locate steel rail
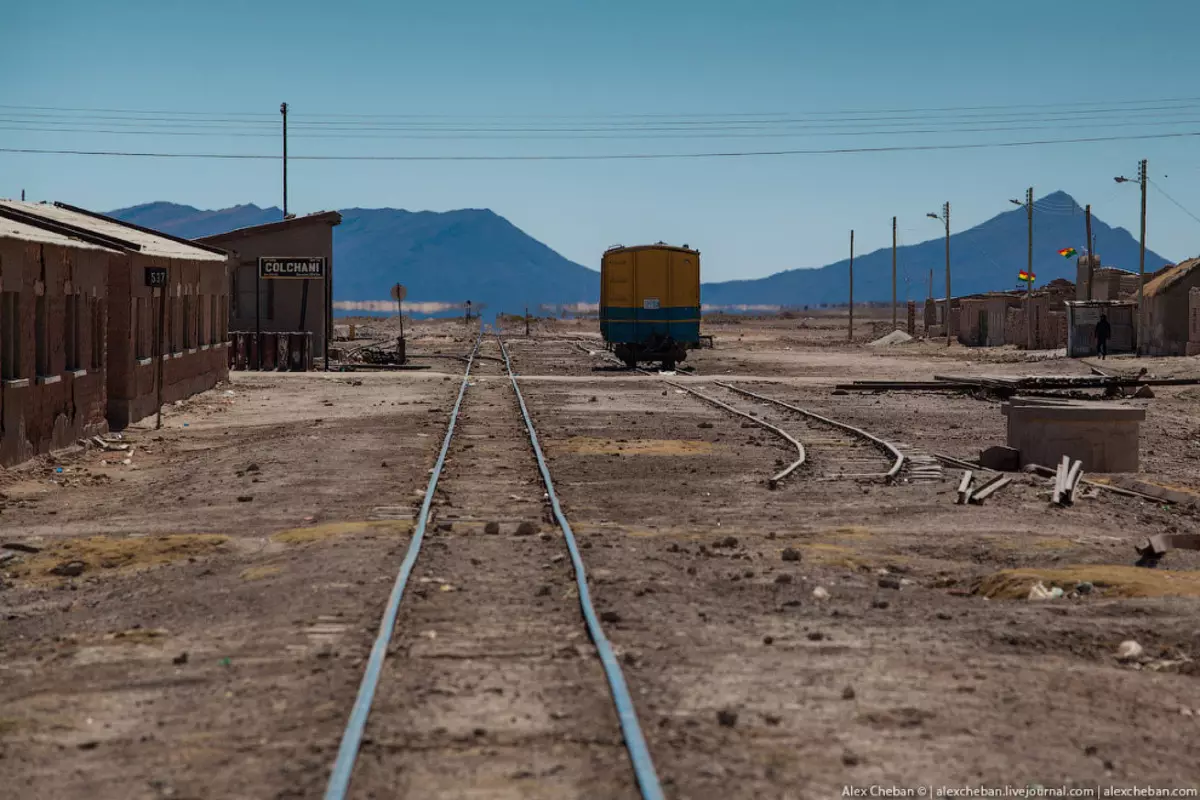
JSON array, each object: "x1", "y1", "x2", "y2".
[
  {"x1": 638, "y1": 369, "x2": 805, "y2": 488},
  {"x1": 715, "y1": 382, "x2": 905, "y2": 480},
  {"x1": 497, "y1": 335, "x2": 665, "y2": 800},
  {"x1": 323, "y1": 332, "x2": 482, "y2": 800}
]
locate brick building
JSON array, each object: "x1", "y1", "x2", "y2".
[
  {"x1": 0, "y1": 201, "x2": 231, "y2": 464},
  {"x1": 0, "y1": 211, "x2": 119, "y2": 466},
  {"x1": 197, "y1": 211, "x2": 340, "y2": 368}
]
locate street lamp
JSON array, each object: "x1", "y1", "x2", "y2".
[
  {"x1": 1115, "y1": 160, "x2": 1147, "y2": 355},
  {"x1": 927, "y1": 204, "x2": 951, "y2": 346}
]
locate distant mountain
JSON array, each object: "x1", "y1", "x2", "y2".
[
  {"x1": 105, "y1": 202, "x2": 598, "y2": 316},
  {"x1": 105, "y1": 191, "x2": 1172, "y2": 316},
  {"x1": 701, "y1": 191, "x2": 1172, "y2": 307}
]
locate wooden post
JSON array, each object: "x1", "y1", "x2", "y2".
[
  {"x1": 1026, "y1": 187, "x2": 1033, "y2": 350},
  {"x1": 848, "y1": 229, "x2": 854, "y2": 342},
  {"x1": 255, "y1": 261, "x2": 261, "y2": 370},
  {"x1": 943, "y1": 202, "x2": 951, "y2": 347},
  {"x1": 155, "y1": 281, "x2": 167, "y2": 430},
  {"x1": 1085, "y1": 204, "x2": 1095, "y2": 302},
  {"x1": 891, "y1": 216, "x2": 897, "y2": 330},
  {"x1": 1137, "y1": 159, "x2": 1147, "y2": 355}
]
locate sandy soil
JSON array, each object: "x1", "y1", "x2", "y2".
[{"x1": 3, "y1": 315, "x2": 1199, "y2": 798}]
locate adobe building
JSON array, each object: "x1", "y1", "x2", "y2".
[
  {"x1": 196, "y1": 211, "x2": 341, "y2": 368},
  {"x1": 1142, "y1": 257, "x2": 1200, "y2": 356},
  {"x1": 0, "y1": 200, "x2": 232, "y2": 439},
  {"x1": 0, "y1": 210, "x2": 118, "y2": 466}
]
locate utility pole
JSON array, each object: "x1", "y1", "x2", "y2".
[
  {"x1": 928, "y1": 268, "x2": 933, "y2": 301},
  {"x1": 280, "y1": 102, "x2": 288, "y2": 219},
  {"x1": 942, "y1": 202, "x2": 951, "y2": 347},
  {"x1": 1138, "y1": 158, "x2": 1147, "y2": 355},
  {"x1": 848, "y1": 229, "x2": 854, "y2": 342},
  {"x1": 1025, "y1": 187, "x2": 1033, "y2": 350},
  {"x1": 1085, "y1": 204, "x2": 1094, "y2": 301},
  {"x1": 891, "y1": 216, "x2": 897, "y2": 330}
]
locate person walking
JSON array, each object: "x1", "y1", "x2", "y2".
[{"x1": 1095, "y1": 313, "x2": 1112, "y2": 359}]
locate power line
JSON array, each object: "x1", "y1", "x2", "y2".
[
  {"x1": 3, "y1": 130, "x2": 1198, "y2": 162},
  {"x1": 1149, "y1": 179, "x2": 1200, "y2": 228},
  {"x1": 5, "y1": 117, "x2": 1200, "y2": 142},
  {"x1": 3, "y1": 94, "x2": 1200, "y2": 121}
]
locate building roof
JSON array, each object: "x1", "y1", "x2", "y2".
[
  {"x1": 0, "y1": 200, "x2": 228, "y2": 262},
  {"x1": 0, "y1": 215, "x2": 121, "y2": 253},
  {"x1": 195, "y1": 210, "x2": 342, "y2": 244},
  {"x1": 1142, "y1": 257, "x2": 1200, "y2": 299}
]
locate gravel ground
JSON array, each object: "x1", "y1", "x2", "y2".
[{"x1": 2, "y1": 316, "x2": 1199, "y2": 798}]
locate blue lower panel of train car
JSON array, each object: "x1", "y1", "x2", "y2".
[{"x1": 600, "y1": 306, "x2": 701, "y2": 344}]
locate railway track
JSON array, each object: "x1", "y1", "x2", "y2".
[{"x1": 324, "y1": 331, "x2": 662, "y2": 800}]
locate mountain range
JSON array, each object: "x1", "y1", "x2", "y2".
[{"x1": 105, "y1": 191, "x2": 1172, "y2": 315}]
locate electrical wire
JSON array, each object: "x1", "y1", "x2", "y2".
[
  {"x1": 3, "y1": 130, "x2": 1199, "y2": 162},
  {"x1": 1149, "y1": 179, "x2": 1200, "y2": 228},
  {"x1": 3, "y1": 94, "x2": 1200, "y2": 121}
]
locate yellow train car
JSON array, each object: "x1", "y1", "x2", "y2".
[{"x1": 600, "y1": 243, "x2": 700, "y2": 369}]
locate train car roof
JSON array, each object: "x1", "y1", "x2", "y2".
[{"x1": 603, "y1": 243, "x2": 699, "y2": 255}]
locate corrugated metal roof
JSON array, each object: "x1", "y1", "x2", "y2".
[
  {"x1": 0, "y1": 200, "x2": 227, "y2": 262},
  {"x1": 196, "y1": 210, "x2": 342, "y2": 243},
  {"x1": 0, "y1": 216, "x2": 120, "y2": 252}
]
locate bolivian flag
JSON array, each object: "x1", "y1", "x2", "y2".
[
  {"x1": 1018, "y1": 270, "x2": 1035, "y2": 282},
  {"x1": 1058, "y1": 247, "x2": 1077, "y2": 258}
]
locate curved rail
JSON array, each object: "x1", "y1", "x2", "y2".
[
  {"x1": 640, "y1": 370, "x2": 805, "y2": 489},
  {"x1": 323, "y1": 332, "x2": 482, "y2": 800},
  {"x1": 715, "y1": 381, "x2": 905, "y2": 480},
  {"x1": 498, "y1": 335, "x2": 666, "y2": 800}
]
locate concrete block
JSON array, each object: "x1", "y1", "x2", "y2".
[
  {"x1": 1001, "y1": 400, "x2": 1144, "y2": 473},
  {"x1": 979, "y1": 445, "x2": 1021, "y2": 472}
]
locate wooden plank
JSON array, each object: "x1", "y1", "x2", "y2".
[
  {"x1": 969, "y1": 476, "x2": 1012, "y2": 504},
  {"x1": 933, "y1": 453, "x2": 998, "y2": 473},
  {"x1": 957, "y1": 470, "x2": 974, "y2": 504},
  {"x1": 1064, "y1": 460, "x2": 1084, "y2": 504}
]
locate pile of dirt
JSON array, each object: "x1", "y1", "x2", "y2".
[
  {"x1": 867, "y1": 330, "x2": 914, "y2": 347},
  {"x1": 974, "y1": 565, "x2": 1200, "y2": 599}
]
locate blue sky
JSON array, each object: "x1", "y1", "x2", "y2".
[{"x1": 3, "y1": 0, "x2": 1200, "y2": 282}]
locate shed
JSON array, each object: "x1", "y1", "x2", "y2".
[
  {"x1": 1142, "y1": 257, "x2": 1200, "y2": 356},
  {"x1": 197, "y1": 211, "x2": 341, "y2": 369}
]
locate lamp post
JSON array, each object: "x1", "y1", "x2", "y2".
[
  {"x1": 1115, "y1": 160, "x2": 1147, "y2": 355},
  {"x1": 927, "y1": 203, "x2": 951, "y2": 346}
]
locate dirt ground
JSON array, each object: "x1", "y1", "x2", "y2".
[{"x1": 3, "y1": 314, "x2": 1199, "y2": 798}]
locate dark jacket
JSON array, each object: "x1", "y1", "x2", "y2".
[{"x1": 1095, "y1": 317, "x2": 1112, "y2": 340}]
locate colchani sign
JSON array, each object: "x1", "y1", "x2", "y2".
[{"x1": 258, "y1": 256, "x2": 326, "y2": 279}]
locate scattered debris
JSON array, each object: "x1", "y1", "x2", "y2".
[
  {"x1": 780, "y1": 547, "x2": 801, "y2": 562},
  {"x1": 1135, "y1": 533, "x2": 1200, "y2": 567},
  {"x1": 1115, "y1": 640, "x2": 1144, "y2": 662},
  {"x1": 49, "y1": 560, "x2": 86, "y2": 577},
  {"x1": 173, "y1": 652, "x2": 189, "y2": 665},
  {"x1": 599, "y1": 610, "x2": 621, "y2": 624},
  {"x1": 2, "y1": 542, "x2": 41, "y2": 553},
  {"x1": 716, "y1": 709, "x2": 738, "y2": 727},
  {"x1": 878, "y1": 575, "x2": 902, "y2": 590},
  {"x1": 1027, "y1": 581, "x2": 1064, "y2": 601},
  {"x1": 842, "y1": 686, "x2": 856, "y2": 700},
  {"x1": 956, "y1": 470, "x2": 974, "y2": 505},
  {"x1": 812, "y1": 586, "x2": 830, "y2": 600},
  {"x1": 968, "y1": 474, "x2": 1012, "y2": 505},
  {"x1": 484, "y1": 521, "x2": 500, "y2": 535},
  {"x1": 515, "y1": 521, "x2": 538, "y2": 536}
]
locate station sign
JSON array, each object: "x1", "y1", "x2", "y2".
[
  {"x1": 144, "y1": 267, "x2": 168, "y2": 288},
  {"x1": 258, "y1": 256, "x2": 326, "y2": 279}
]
